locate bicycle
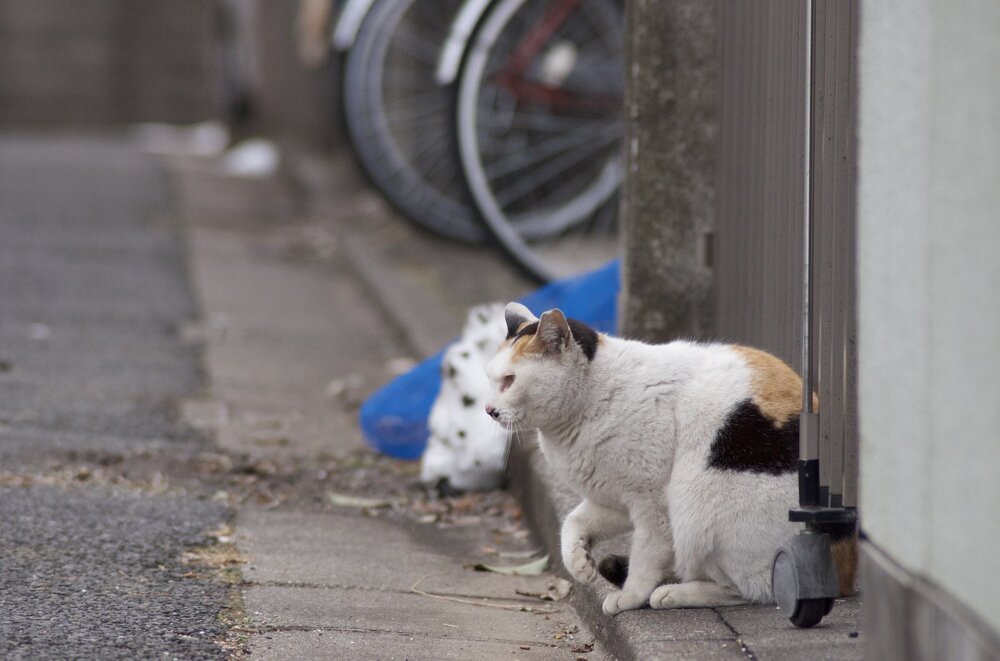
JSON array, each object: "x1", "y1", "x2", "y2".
[
  {"x1": 336, "y1": 0, "x2": 486, "y2": 243},
  {"x1": 445, "y1": 0, "x2": 625, "y2": 281}
]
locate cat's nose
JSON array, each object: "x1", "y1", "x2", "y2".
[{"x1": 485, "y1": 404, "x2": 499, "y2": 420}]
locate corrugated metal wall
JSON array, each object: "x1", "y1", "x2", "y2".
[
  {"x1": 714, "y1": 1, "x2": 858, "y2": 507},
  {"x1": 715, "y1": 1, "x2": 807, "y2": 370}
]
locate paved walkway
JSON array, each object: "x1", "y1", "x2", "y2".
[{"x1": 173, "y1": 145, "x2": 600, "y2": 659}]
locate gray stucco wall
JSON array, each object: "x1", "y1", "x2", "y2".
[{"x1": 858, "y1": 0, "x2": 1000, "y2": 637}]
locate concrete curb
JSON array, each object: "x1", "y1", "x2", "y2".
[
  {"x1": 506, "y1": 439, "x2": 646, "y2": 661},
  {"x1": 286, "y1": 146, "x2": 532, "y2": 363},
  {"x1": 339, "y1": 232, "x2": 449, "y2": 360}
]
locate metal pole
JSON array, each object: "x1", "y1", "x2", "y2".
[
  {"x1": 788, "y1": 0, "x2": 854, "y2": 524},
  {"x1": 799, "y1": 0, "x2": 821, "y2": 507},
  {"x1": 801, "y1": 0, "x2": 814, "y2": 417}
]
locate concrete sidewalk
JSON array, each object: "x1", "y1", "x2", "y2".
[
  {"x1": 172, "y1": 146, "x2": 601, "y2": 659},
  {"x1": 172, "y1": 140, "x2": 862, "y2": 659}
]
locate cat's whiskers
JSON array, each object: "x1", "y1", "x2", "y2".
[
  {"x1": 501, "y1": 431, "x2": 513, "y2": 470},
  {"x1": 511, "y1": 415, "x2": 536, "y2": 453},
  {"x1": 495, "y1": 410, "x2": 528, "y2": 460},
  {"x1": 487, "y1": 411, "x2": 521, "y2": 471}
]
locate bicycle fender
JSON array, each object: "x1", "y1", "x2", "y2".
[
  {"x1": 332, "y1": 0, "x2": 378, "y2": 51},
  {"x1": 435, "y1": 0, "x2": 494, "y2": 85}
]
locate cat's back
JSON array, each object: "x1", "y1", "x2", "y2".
[
  {"x1": 601, "y1": 337, "x2": 749, "y2": 400},
  {"x1": 667, "y1": 342, "x2": 803, "y2": 472},
  {"x1": 600, "y1": 338, "x2": 802, "y2": 447},
  {"x1": 614, "y1": 338, "x2": 798, "y2": 403}
]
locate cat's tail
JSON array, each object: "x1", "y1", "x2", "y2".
[
  {"x1": 815, "y1": 521, "x2": 859, "y2": 597},
  {"x1": 832, "y1": 534, "x2": 859, "y2": 597},
  {"x1": 596, "y1": 554, "x2": 629, "y2": 589}
]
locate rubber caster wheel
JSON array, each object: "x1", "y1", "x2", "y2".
[
  {"x1": 789, "y1": 597, "x2": 835, "y2": 628},
  {"x1": 772, "y1": 534, "x2": 840, "y2": 628}
]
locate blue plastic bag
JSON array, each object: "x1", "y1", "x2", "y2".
[{"x1": 359, "y1": 260, "x2": 620, "y2": 459}]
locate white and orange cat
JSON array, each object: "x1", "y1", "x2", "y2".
[{"x1": 485, "y1": 303, "x2": 855, "y2": 615}]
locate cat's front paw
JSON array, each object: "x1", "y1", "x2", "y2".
[
  {"x1": 562, "y1": 539, "x2": 597, "y2": 584},
  {"x1": 602, "y1": 588, "x2": 648, "y2": 615}
]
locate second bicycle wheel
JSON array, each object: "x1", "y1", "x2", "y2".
[
  {"x1": 456, "y1": 0, "x2": 625, "y2": 281},
  {"x1": 343, "y1": 0, "x2": 485, "y2": 243}
]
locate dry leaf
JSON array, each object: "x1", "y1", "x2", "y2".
[
  {"x1": 473, "y1": 554, "x2": 549, "y2": 576},
  {"x1": 326, "y1": 492, "x2": 398, "y2": 509},
  {"x1": 515, "y1": 576, "x2": 572, "y2": 602},
  {"x1": 498, "y1": 548, "x2": 544, "y2": 559}
]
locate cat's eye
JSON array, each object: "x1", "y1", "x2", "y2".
[{"x1": 500, "y1": 374, "x2": 515, "y2": 392}]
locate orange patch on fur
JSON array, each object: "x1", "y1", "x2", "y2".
[
  {"x1": 731, "y1": 345, "x2": 810, "y2": 426},
  {"x1": 832, "y1": 536, "x2": 858, "y2": 597},
  {"x1": 510, "y1": 333, "x2": 544, "y2": 361},
  {"x1": 500, "y1": 322, "x2": 534, "y2": 349}
]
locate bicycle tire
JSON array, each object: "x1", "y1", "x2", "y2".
[
  {"x1": 343, "y1": 0, "x2": 486, "y2": 243},
  {"x1": 455, "y1": 0, "x2": 625, "y2": 281}
]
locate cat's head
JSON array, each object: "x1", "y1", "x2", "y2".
[{"x1": 484, "y1": 302, "x2": 598, "y2": 431}]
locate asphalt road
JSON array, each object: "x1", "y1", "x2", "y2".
[{"x1": 0, "y1": 135, "x2": 231, "y2": 660}]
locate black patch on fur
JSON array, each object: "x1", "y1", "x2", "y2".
[
  {"x1": 512, "y1": 321, "x2": 539, "y2": 340},
  {"x1": 707, "y1": 399, "x2": 798, "y2": 475},
  {"x1": 597, "y1": 554, "x2": 629, "y2": 588},
  {"x1": 509, "y1": 318, "x2": 598, "y2": 361},
  {"x1": 506, "y1": 309, "x2": 532, "y2": 338},
  {"x1": 567, "y1": 319, "x2": 598, "y2": 361}
]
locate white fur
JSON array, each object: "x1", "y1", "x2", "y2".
[
  {"x1": 486, "y1": 304, "x2": 799, "y2": 614},
  {"x1": 421, "y1": 304, "x2": 509, "y2": 491}
]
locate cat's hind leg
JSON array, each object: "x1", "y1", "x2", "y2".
[
  {"x1": 561, "y1": 500, "x2": 631, "y2": 584},
  {"x1": 649, "y1": 581, "x2": 745, "y2": 609}
]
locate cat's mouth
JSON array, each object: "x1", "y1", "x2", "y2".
[{"x1": 493, "y1": 409, "x2": 522, "y2": 431}]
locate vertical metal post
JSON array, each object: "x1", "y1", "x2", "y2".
[
  {"x1": 798, "y1": 0, "x2": 821, "y2": 509},
  {"x1": 775, "y1": 3, "x2": 856, "y2": 629}
]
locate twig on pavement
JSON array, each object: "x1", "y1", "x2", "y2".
[{"x1": 410, "y1": 574, "x2": 562, "y2": 615}]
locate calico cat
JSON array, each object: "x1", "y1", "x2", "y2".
[{"x1": 485, "y1": 302, "x2": 855, "y2": 615}]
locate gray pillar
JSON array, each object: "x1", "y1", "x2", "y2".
[{"x1": 618, "y1": 0, "x2": 717, "y2": 342}]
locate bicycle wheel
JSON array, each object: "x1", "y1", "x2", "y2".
[
  {"x1": 456, "y1": 0, "x2": 624, "y2": 281},
  {"x1": 343, "y1": 0, "x2": 485, "y2": 243}
]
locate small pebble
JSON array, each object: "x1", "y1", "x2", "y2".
[
  {"x1": 848, "y1": 631, "x2": 860, "y2": 638},
  {"x1": 520, "y1": 645, "x2": 531, "y2": 650}
]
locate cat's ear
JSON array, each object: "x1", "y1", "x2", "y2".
[
  {"x1": 537, "y1": 309, "x2": 571, "y2": 353},
  {"x1": 505, "y1": 302, "x2": 538, "y2": 338}
]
